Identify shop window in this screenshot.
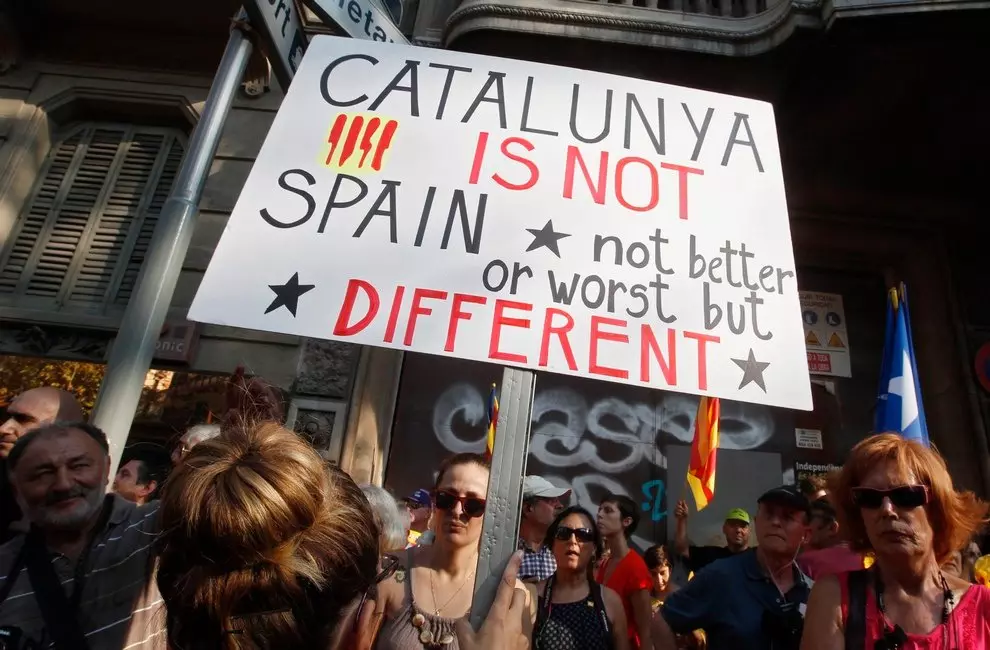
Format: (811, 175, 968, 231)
(0, 123, 185, 322)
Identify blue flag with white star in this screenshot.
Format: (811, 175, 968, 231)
(875, 284, 929, 446)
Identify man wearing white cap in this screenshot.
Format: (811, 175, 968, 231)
(518, 475, 571, 582)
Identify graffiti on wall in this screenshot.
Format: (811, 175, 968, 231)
(385, 355, 796, 549)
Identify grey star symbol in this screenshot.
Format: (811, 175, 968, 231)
(525, 220, 571, 258)
(732, 349, 771, 392)
(265, 272, 315, 317)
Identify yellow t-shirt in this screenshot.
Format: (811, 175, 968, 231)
(407, 529, 422, 547)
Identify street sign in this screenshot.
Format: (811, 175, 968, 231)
(302, 0, 408, 43)
(244, 0, 309, 89)
(188, 36, 813, 411)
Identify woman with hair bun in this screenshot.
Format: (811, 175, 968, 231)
(156, 421, 386, 650)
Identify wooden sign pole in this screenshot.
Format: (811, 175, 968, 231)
(468, 366, 536, 629)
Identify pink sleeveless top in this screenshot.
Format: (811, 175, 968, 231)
(840, 572, 990, 649)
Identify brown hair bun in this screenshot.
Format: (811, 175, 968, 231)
(156, 421, 379, 649)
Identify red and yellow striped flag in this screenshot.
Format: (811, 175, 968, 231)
(484, 383, 499, 461)
(686, 397, 720, 511)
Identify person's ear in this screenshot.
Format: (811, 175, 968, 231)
(622, 516, 633, 530)
(829, 520, 840, 534)
(140, 480, 158, 500)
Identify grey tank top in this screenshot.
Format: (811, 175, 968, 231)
(375, 555, 461, 650)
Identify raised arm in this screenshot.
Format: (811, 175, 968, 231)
(673, 500, 690, 559)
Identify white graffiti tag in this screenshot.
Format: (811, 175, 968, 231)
(432, 383, 487, 453)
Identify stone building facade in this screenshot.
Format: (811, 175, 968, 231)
(1, 0, 988, 542)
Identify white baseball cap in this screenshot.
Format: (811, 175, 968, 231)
(523, 475, 571, 500)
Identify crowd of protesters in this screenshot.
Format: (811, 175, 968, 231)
(1, 381, 990, 650)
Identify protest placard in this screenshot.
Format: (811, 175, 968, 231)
(189, 35, 813, 410)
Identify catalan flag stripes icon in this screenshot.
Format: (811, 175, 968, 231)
(325, 113, 398, 172)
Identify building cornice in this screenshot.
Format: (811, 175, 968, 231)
(445, 0, 821, 55)
(444, 0, 986, 55)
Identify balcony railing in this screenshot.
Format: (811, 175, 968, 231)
(587, 0, 769, 18)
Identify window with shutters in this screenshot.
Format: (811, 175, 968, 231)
(0, 123, 185, 325)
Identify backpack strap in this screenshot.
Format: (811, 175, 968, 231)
(533, 575, 554, 648)
(0, 542, 26, 607)
(844, 570, 868, 650)
(590, 582, 614, 648)
(23, 529, 90, 649)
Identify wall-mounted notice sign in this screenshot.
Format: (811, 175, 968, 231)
(189, 36, 813, 411)
(800, 291, 851, 378)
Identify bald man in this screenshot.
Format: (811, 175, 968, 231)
(1, 386, 84, 458)
(1, 386, 84, 542)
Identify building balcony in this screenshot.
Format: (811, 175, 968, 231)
(443, 0, 990, 54)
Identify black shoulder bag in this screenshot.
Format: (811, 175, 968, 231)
(844, 569, 869, 650)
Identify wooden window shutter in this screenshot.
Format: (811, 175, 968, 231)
(0, 123, 186, 322)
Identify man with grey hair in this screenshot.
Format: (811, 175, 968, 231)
(0, 421, 165, 649)
(361, 484, 409, 552)
(1, 386, 85, 542)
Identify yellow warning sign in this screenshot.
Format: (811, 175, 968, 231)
(827, 332, 846, 348)
(806, 330, 821, 346)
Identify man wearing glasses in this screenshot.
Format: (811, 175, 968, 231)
(518, 475, 571, 582)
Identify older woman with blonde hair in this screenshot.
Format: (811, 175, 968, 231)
(801, 433, 990, 650)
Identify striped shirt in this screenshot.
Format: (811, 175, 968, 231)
(0, 494, 166, 650)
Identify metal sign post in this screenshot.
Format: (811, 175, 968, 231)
(469, 367, 536, 630)
(90, 14, 256, 474)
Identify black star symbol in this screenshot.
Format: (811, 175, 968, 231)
(732, 349, 771, 393)
(264, 272, 315, 317)
(525, 220, 571, 258)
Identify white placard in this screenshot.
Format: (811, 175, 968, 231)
(795, 428, 823, 450)
(800, 291, 851, 378)
(189, 36, 813, 411)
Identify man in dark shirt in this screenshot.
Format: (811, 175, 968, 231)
(673, 498, 751, 574)
(655, 485, 813, 650)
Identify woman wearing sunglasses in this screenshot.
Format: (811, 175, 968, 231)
(376, 452, 532, 649)
(801, 433, 990, 650)
(532, 506, 630, 650)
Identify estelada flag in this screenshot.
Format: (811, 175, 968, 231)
(686, 397, 720, 511)
(484, 383, 499, 461)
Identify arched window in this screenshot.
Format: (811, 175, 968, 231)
(0, 123, 185, 322)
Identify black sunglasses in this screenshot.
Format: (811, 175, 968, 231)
(852, 485, 929, 510)
(554, 526, 595, 543)
(434, 491, 487, 518)
(353, 554, 401, 633)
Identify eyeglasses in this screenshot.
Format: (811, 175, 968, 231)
(433, 491, 487, 518)
(852, 485, 929, 510)
(353, 554, 401, 633)
(554, 526, 595, 543)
